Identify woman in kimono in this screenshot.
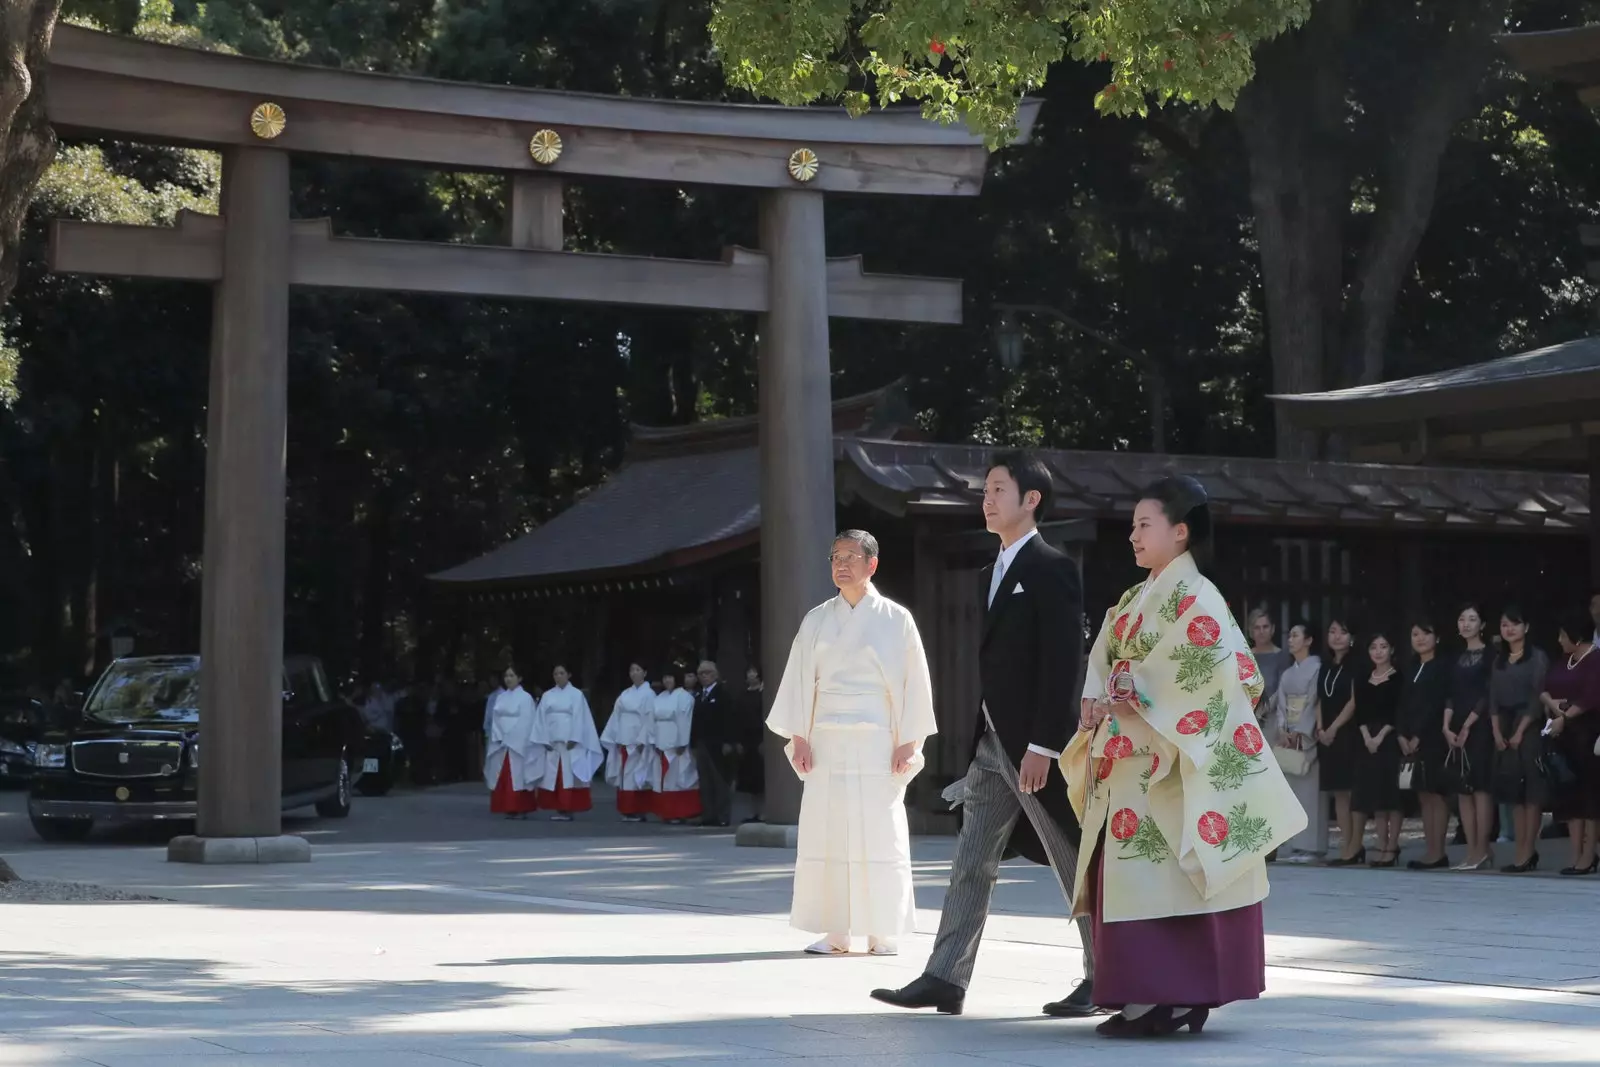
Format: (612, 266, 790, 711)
(600, 662, 655, 822)
(648, 667, 701, 824)
(484, 666, 540, 818)
(1270, 622, 1323, 860)
(531, 665, 603, 821)
(1064, 476, 1305, 1038)
(767, 529, 936, 957)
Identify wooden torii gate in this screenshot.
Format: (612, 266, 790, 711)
(46, 25, 1036, 857)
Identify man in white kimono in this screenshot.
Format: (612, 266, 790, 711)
(647, 667, 702, 823)
(531, 666, 604, 822)
(483, 667, 540, 818)
(767, 529, 937, 956)
(600, 662, 655, 822)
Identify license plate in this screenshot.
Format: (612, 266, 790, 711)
(362, 758, 380, 773)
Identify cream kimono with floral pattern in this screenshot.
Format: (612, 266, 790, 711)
(1061, 552, 1306, 923)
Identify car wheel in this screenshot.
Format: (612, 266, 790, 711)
(315, 754, 353, 819)
(29, 813, 93, 843)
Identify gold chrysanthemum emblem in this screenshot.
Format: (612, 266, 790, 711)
(249, 102, 287, 140)
(787, 147, 819, 182)
(528, 129, 564, 165)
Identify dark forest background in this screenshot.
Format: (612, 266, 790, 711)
(4, 0, 1600, 689)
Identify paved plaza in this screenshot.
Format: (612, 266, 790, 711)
(1, 785, 1597, 1066)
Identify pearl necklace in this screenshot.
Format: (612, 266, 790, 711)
(1568, 645, 1594, 671)
(1322, 661, 1344, 698)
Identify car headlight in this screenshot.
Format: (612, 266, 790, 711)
(33, 744, 66, 769)
(0, 739, 27, 757)
(389, 733, 404, 754)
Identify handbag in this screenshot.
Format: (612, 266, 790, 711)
(1272, 739, 1316, 777)
(1491, 748, 1524, 800)
(1398, 759, 1418, 791)
(1541, 749, 1577, 791)
(1439, 747, 1473, 796)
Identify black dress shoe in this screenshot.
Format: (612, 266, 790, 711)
(1406, 856, 1450, 870)
(870, 974, 965, 1015)
(1043, 979, 1104, 1017)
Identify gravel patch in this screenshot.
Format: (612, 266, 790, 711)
(0, 879, 162, 903)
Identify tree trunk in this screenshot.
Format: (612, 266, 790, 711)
(1343, 2, 1506, 387)
(1235, 0, 1354, 460)
(0, 0, 62, 313)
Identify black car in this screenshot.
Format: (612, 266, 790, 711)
(27, 654, 384, 842)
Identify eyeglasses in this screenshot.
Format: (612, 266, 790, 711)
(828, 552, 868, 565)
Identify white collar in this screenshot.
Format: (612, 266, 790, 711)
(996, 528, 1039, 569)
(837, 582, 879, 610)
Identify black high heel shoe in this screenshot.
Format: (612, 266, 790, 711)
(1501, 852, 1539, 874)
(1368, 850, 1397, 868)
(1559, 859, 1598, 876)
(1328, 847, 1366, 867)
(1095, 1005, 1209, 1038)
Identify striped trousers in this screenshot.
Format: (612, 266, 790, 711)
(925, 729, 1094, 989)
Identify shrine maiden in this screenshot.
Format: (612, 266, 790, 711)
(1064, 476, 1304, 1038)
(600, 662, 655, 822)
(484, 666, 540, 818)
(531, 666, 603, 821)
(767, 529, 937, 956)
(647, 667, 701, 823)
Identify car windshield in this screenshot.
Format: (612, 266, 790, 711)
(83, 661, 201, 725)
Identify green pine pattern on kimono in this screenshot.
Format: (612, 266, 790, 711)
(1109, 806, 1172, 862)
(1108, 585, 1161, 663)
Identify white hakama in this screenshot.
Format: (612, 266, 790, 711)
(767, 584, 937, 940)
(646, 687, 701, 821)
(601, 682, 655, 818)
(531, 684, 603, 814)
(484, 686, 541, 815)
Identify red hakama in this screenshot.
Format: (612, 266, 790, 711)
(616, 749, 650, 816)
(489, 759, 538, 815)
(651, 752, 703, 821)
(537, 762, 593, 813)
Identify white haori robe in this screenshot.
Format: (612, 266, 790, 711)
(646, 687, 699, 792)
(601, 682, 656, 792)
(531, 684, 604, 790)
(483, 686, 541, 792)
(767, 583, 937, 938)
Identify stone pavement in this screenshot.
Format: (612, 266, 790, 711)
(1, 796, 1597, 1066)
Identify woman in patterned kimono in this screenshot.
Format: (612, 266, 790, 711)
(1270, 622, 1323, 860)
(1063, 476, 1305, 1038)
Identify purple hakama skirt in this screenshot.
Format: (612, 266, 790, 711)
(1088, 844, 1266, 1009)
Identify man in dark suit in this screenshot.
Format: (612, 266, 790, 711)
(691, 660, 736, 827)
(872, 450, 1097, 1018)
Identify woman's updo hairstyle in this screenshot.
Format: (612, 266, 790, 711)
(1139, 475, 1214, 572)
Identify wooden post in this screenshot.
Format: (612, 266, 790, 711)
(757, 189, 833, 826)
(194, 147, 292, 843)
(507, 174, 563, 251)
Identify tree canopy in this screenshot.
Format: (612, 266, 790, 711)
(709, 0, 1313, 144)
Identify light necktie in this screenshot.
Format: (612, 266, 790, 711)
(987, 555, 1006, 608)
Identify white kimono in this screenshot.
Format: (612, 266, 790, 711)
(483, 686, 541, 792)
(531, 683, 604, 790)
(767, 583, 937, 937)
(647, 687, 699, 792)
(601, 682, 655, 793)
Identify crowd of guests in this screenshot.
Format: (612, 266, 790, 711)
(1246, 594, 1600, 876)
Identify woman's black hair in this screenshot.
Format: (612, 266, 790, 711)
(1365, 629, 1396, 659)
(1288, 619, 1317, 648)
(1410, 618, 1437, 637)
(1555, 607, 1594, 649)
(1138, 475, 1213, 572)
(1455, 601, 1488, 640)
(1496, 604, 1530, 666)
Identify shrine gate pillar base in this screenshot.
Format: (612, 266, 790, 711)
(756, 188, 834, 828)
(173, 145, 300, 861)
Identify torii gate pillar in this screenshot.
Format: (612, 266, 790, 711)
(757, 189, 834, 826)
(183, 146, 301, 858)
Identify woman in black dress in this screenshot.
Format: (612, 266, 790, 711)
(1398, 620, 1451, 870)
(1444, 603, 1495, 870)
(1490, 606, 1549, 873)
(1318, 617, 1362, 863)
(1350, 631, 1403, 867)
